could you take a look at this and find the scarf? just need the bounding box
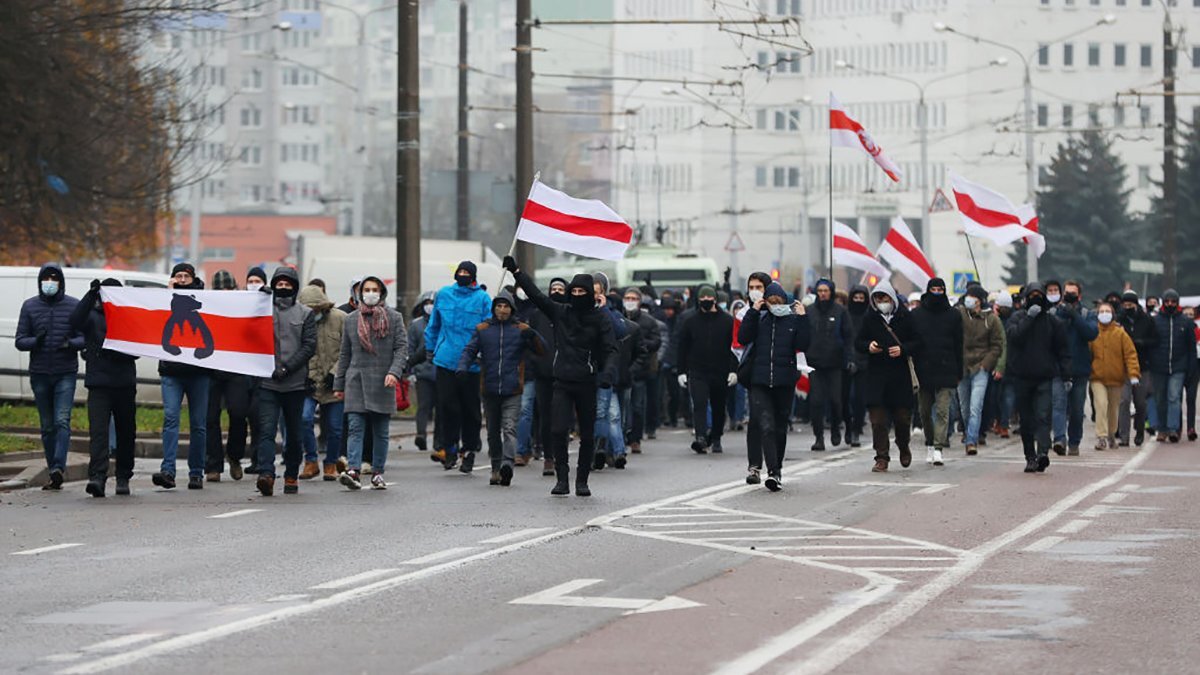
[357,304,390,354]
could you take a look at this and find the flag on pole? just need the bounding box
[829,93,903,183]
[876,216,935,288]
[950,174,1046,256]
[100,287,276,377]
[516,180,633,261]
[833,221,890,278]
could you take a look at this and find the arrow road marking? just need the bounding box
[510,579,704,615]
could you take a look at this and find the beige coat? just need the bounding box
[299,285,347,404]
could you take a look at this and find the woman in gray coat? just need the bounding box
[334,276,408,490]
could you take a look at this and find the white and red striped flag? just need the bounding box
[516,180,633,261]
[100,287,275,377]
[833,221,890,278]
[950,173,1046,256]
[876,216,935,288]
[830,93,902,183]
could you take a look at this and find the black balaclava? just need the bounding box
[923,277,950,310]
[455,260,477,287]
[549,277,568,303]
[1024,281,1048,310]
[271,267,300,306]
[568,273,595,313]
[848,284,869,316]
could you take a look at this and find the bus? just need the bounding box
[533,244,720,293]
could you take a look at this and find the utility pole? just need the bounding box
[455,0,469,240]
[351,15,368,237]
[396,0,421,313]
[189,183,201,268]
[514,0,536,267]
[728,127,739,278]
[1162,11,1178,289]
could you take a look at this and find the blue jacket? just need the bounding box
[1052,303,1099,377]
[737,309,811,388]
[15,263,84,376]
[1150,309,1195,375]
[425,282,492,372]
[457,318,545,396]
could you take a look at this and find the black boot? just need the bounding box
[85,478,105,498]
[575,471,591,497]
[551,470,570,496]
[830,427,842,447]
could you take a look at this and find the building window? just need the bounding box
[775,110,787,130]
[1088,104,1100,127]
[773,167,786,188]
[788,109,800,131]
[1114,43,1126,67]
[1062,104,1073,127]
[239,106,261,128]
[240,33,261,53]
[1038,43,1049,67]
[241,68,262,91]
[238,145,262,166]
[1063,43,1074,67]
[1088,43,1100,67]
[1193,106,1200,127]
[788,167,800,188]
[1140,105,1152,127]
[1037,103,1049,127]
[1193,46,1200,68]
[1138,166,1151,188]
[1114,104,1126,126]
[1141,44,1153,68]
[756,109,767,129]
[755,166,767,187]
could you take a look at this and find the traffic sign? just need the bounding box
[952,271,977,294]
[1129,259,1164,275]
[929,188,954,213]
[724,232,746,252]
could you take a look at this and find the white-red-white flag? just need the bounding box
[833,221,890,278]
[876,216,935,289]
[830,93,902,183]
[950,174,1046,256]
[516,180,633,261]
[100,287,276,377]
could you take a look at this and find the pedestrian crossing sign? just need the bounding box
[929,188,954,214]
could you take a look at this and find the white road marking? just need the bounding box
[479,527,556,544]
[803,556,959,561]
[43,654,82,663]
[630,513,752,519]
[839,481,955,495]
[650,527,833,535]
[1101,492,1129,504]
[756,545,931,551]
[509,578,704,614]
[857,567,954,572]
[310,569,400,590]
[642,520,801,528]
[1056,519,1092,534]
[208,509,262,519]
[81,633,163,653]
[11,543,84,556]
[265,594,309,603]
[1082,504,1162,518]
[1022,536,1065,552]
[1133,469,1200,478]
[1118,483,1141,492]
[399,547,479,565]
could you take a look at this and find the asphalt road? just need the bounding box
[2,422,1198,675]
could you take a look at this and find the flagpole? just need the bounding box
[963,233,981,282]
[827,139,834,279]
[498,170,541,292]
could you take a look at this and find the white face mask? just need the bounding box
[768,303,791,317]
[40,280,59,296]
[246,282,264,292]
[875,301,894,315]
[361,292,381,307]
[1098,312,1113,325]
[964,296,979,310]
[748,289,764,303]
[1047,293,1062,304]
[623,300,639,313]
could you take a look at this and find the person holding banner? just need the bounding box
[205,270,253,483]
[506,256,618,498]
[153,263,211,491]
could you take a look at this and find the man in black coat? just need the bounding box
[677,285,737,454]
[805,278,851,451]
[909,277,963,466]
[854,281,922,472]
[516,278,562,475]
[1117,290,1157,446]
[1007,282,1071,473]
[842,284,870,447]
[622,287,662,454]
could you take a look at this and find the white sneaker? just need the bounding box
[925,447,936,464]
[932,449,944,466]
[370,473,388,490]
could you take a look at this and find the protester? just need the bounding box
[334,276,407,490]
[1150,289,1194,443]
[676,284,736,454]
[205,270,252,482]
[910,277,962,466]
[1049,280,1098,456]
[516,279,561,475]
[592,274,629,470]
[1089,302,1140,450]
[1184,306,1200,441]
[842,284,870,448]
[243,268,268,474]
[741,272,773,482]
[153,263,210,490]
[1006,282,1071,473]
[406,292,437,452]
[1117,291,1157,446]
[989,292,1015,438]
[957,285,1004,456]
[854,281,921,472]
[622,287,663,455]
[804,279,850,451]
[298,284,347,480]
[70,278,136,497]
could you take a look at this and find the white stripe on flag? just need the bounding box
[100,288,273,318]
[516,219,630,261]
[102,339,276,378]
[528,181,626,224]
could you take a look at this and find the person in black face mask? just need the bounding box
[842,285,870,448]
[506,256,617,497]
[515,279,563,474]
[548,278,568,303]
[1006,282,1071,473]
[805,278,850,451]
[676,285,736,454]
[910,277,963,466]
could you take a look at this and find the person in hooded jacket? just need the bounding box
[842,284,870,448]
[804,279,851,451]
[622,287,662,455]
[254,267,318,496]
[506,256,618,497]
[203,270,254,483]
[957,285,1005,456]
[298,283,347,480]
[740,271,774,482]
[70,278,137,497]
[909,277,963,466]
[1049,280,1099,456]
[738,282,811,491]
[16,263,84,490]
[592,275,630,470]
[406,292,437,452]
[516,278,562,475]
[1117,290,1157,446]
[677,284,737,454]
[334,276,407,490]
[854,281,922,472]
[1089,302,1140,450]
[457,292,545,486]
[1006,282,1071,473]
[1150,289,1195,443]
[425,261,492,471]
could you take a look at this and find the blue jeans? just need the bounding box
[1154,371,1186,434]
[348,412,391,472]
[302,398,344,465]
[161,373,209,478]
[595,386,625,457]
[30,373,77,473]
[516,383,537,456]
[957,369,990,445]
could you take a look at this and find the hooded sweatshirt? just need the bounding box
[299,284,346,403]
[804,278,850,369]
[1005,282,1071,382]
[854,280,922,408]
[910,277,963,389]
[262,267,317,393]
[16,263,84,375]
[426,266,492,372]
[845,283,870,372]
[513,271,618,384]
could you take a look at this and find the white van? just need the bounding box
[0,266,169,404]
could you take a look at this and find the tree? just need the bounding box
[1147,126,1200,292]
[1004,131,1134,296]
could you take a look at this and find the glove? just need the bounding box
[1130,377,1140,386]
[502,255,519,273]
[271,366,288,381]
[90,278,101,292]
[323,373,335,391]
[726,372,738,387]
[677,373,688,388]
[260,285,274,295]
[1063,380,1073,393]
[1027,304,1042,318]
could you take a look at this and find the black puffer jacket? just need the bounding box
[845,284,870,372]
[514,271,617,385]
[1118,305,1157,371]
[69,285,137,389]
[910,292,963,389]
[737,308,811,388]
[616,317,643,389]
[1006,283,1071,382]
[805,280,850,369]
[519,295,556,381]
[15,263,84,375]
[853,282,921,408]
[677,309,736,378]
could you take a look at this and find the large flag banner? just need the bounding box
[950,173,1046,256]
[877,216,935,288]
[833,221,890,278]
[517,180,633,261]
[829,93,902,183]
[100,287,275,377]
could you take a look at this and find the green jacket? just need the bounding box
[299,285,347,404]
[959,306,1004,376]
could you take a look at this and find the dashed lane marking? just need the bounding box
[399,547,479,565]
[265,594,309,603]
[479,528,556,545]
[1056,519,1092,534]
[1022,536,1064,552]
[1118,483,1141,492]
[12,543,84,556]
[208,509,263,519]
[81,633,163,653]
[310,569,401,590]
[1101,492,1129,504]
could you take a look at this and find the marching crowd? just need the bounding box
[14,257,1198,499]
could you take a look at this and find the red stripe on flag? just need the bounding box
[833,235,873,258]
[829,109,863,133]
[521,200,632,243]
[105,306,275,355]
[953,191,1022,228]
[885,230,935,279]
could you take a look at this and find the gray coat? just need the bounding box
[335,307,408,414]
[261,299,317,393]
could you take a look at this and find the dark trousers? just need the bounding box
[415,377,437,439]
[1012,377,1053,461]
[483,393,521,470]
[843,369,867,433]
[87,386,136,481]
[256,389,306,479]
[809,367,843,436]
[688,373,728,442]
[629,380,647,443]
[206,376,252,472]
[1187,370,1199,432]
[664,368,682,425]
[550,379,598,480]
[868,406,911,463]
[644,373,660,435]
[750,384,793,476]
[435,366,482,454]
[534,376,553,453]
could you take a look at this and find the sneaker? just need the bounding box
[811,437,826,452]
[188,475,203,490]
[339,470,362,491]
[764,473,782,492]
[629,441,642,454]
[500,464,513,486]
[206,471,221,483]
[1168,432,1180,443]
[647,432,657,440]
[151,472,176,490]
[370,473,387,490]
[542,459,555,477]
[85,479,105,498]
[575,480,591,497]
[336,456,349,473]
[711,438,723,454]
[457,451,474,473]
[931,449,944,466]
[551,477,570,496]
[1037,452,1050,472]
[593,450,608,470]
[1024,459,1038,473]
[965,444,977,456]
[323,463,337,481]
[900,446,912,468]
[115,478,130,496]
[414,435,427,451]
[978,436,987,446]
[229,460,243,481]
[42,469,64,491]
[690,436,708,454]
[925,447,936,464]
[872,459,888,473]
[849,431,862,448]
[1119,438,1131,447]
[746,468,761,485]
[1134,429,1145,446]
[489,470,501,486]
[998,426,1010,439]
[514,454,529,467]
[1156,432,1167,443]
[1052,442,1066,456]
[430,448,448,464]
[830,430,842,447]
[256,474,275,496]
[283,477,299,494]
[613,455,627,469]
[299,461,320,480]
[1190,429,1198,442]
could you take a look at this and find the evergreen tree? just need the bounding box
[1149,127,1200,292]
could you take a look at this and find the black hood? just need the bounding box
[847,283,869,315]
[37,262,66,301]
[568,273,595,312]
[1024,281,1049,309]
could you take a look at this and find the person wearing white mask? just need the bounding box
[855,281,922,473]
[621,287,662,455]
[741,272,772,482]
[957,285,1005,457]
[1088,302,1140,450]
